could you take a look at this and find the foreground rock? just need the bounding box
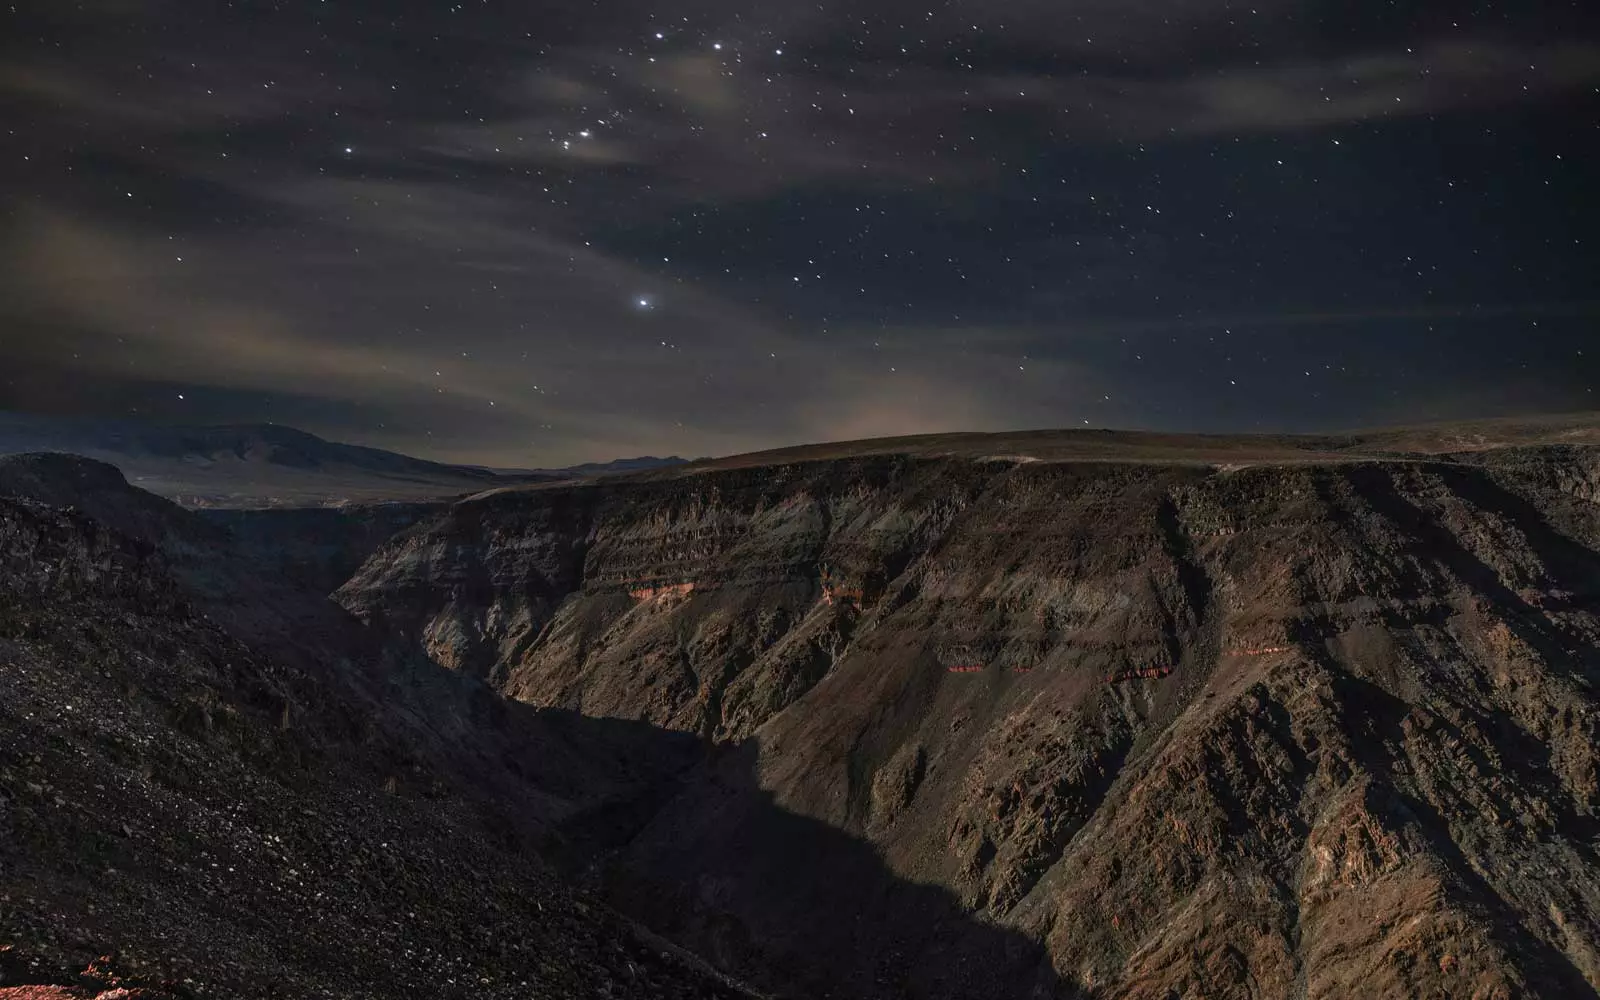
[0,456,755,999]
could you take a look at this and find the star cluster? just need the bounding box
[1,0,1596,465]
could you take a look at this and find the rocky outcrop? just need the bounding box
[341,445,1600,999]
[0,989,174,1000]
[0,952,183,999]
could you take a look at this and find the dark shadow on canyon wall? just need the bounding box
[364,621,1068,1000]
[554,734,1067,1000]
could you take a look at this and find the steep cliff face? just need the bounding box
[338,459,999,740]
[340,445,1600,999]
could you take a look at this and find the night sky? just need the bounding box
[2,1,1597,466]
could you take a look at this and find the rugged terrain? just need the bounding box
[9,416,1600,999]
[0,454,755,998]
[338,416,1600,999]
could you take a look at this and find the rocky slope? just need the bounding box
[0,455,757,999]
[339,431,1600,999]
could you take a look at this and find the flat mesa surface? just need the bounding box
[471,414,1600,497]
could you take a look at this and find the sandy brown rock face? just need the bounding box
[342,446,1600,999]
[0,990,176,1000]
[338,458,998,740]
[0,951,183,999]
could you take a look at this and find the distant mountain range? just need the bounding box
[0,412,689,507]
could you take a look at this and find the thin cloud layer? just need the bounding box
[1,1,1596,464]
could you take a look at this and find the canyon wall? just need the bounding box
[339,447,1600,998]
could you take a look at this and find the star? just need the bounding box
[2,0,1590,471]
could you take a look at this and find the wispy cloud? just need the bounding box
[2,0,1594,462]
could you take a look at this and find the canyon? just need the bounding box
[7,417,1600,997]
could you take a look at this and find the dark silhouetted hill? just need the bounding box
[0,413,687,508]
